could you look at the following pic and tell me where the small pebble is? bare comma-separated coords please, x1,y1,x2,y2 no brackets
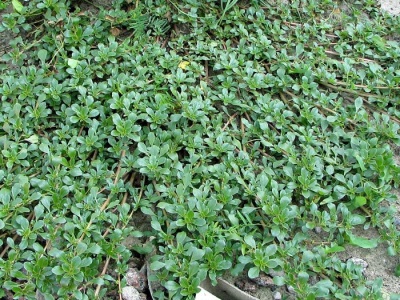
287,285,296,294
394,217,400,227
347,257,368,274
235,278,258,293
250,273,275,288
314,226,322,234
126,268,148,292
268,269,285,277
310,275,318,285
139,293,147,300
273,291,282,300
122,286,141,300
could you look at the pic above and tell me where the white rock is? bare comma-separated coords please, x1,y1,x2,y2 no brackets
273,291,282,300
122,286,141,300
287,285,296,294
380,0,400,16
268,269,285,277
347,257,368,274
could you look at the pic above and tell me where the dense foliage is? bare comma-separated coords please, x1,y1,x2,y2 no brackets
0,0,400,299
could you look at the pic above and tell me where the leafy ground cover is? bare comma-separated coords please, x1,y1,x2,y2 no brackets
0,0,400,299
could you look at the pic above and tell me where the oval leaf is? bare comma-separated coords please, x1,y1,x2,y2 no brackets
67,58,79,68
348,233,378,249
248,266,260,279
12,0,23,13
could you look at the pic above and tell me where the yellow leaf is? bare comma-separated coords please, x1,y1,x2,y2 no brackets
178,61,190,70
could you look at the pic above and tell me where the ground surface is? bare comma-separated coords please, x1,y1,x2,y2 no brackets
380,0,400,16
343,2,400,298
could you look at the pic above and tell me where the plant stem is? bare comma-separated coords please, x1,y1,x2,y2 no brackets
94,256,111,297
319,82,385,99
78,150,126,243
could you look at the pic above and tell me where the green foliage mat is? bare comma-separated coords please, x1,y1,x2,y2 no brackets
1,0,400,299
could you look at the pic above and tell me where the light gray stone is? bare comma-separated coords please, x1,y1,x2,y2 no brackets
122,286,141,300
287,285,296,294
273,291,282,300
347,257,368,274
380,0,400,16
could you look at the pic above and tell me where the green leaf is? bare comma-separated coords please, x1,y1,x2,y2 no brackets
395,264,400,277
324,245,345,254
3,281,19,290
347,233,378,249
137,142,147,153
390,294,400,300
349,214,366,226
76,242,87,255
353,196,367,209
354,97,363,111
354,154,366,171
266,258,280,268
326,116,337,123
12,0,23,13
48,248,64,258
273,276,285,286
165,280,180,291
71,256,82,268
238,255,252,264
242,206,257,214
176,231,186,244
39,143,50,154
248,266,260,279
151,220,162,232
264,244,277,256
81,257,92,268
16,216,29,229
67,58,79,68
25,135,39,144
52,266,64,275
141,207,155,216
244,235,256,248
87,244,102,255
38,49,48,64
296,43,304,56
150,261,165,271
218,259,232,270
298,271,309,282
388,246,396,256
132,244,153,254
326,165,334,175
191,248,205,261
369,63,380,73
130,230,144,238
227,213,239,226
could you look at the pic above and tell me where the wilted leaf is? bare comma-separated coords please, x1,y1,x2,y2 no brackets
110,27,121,37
